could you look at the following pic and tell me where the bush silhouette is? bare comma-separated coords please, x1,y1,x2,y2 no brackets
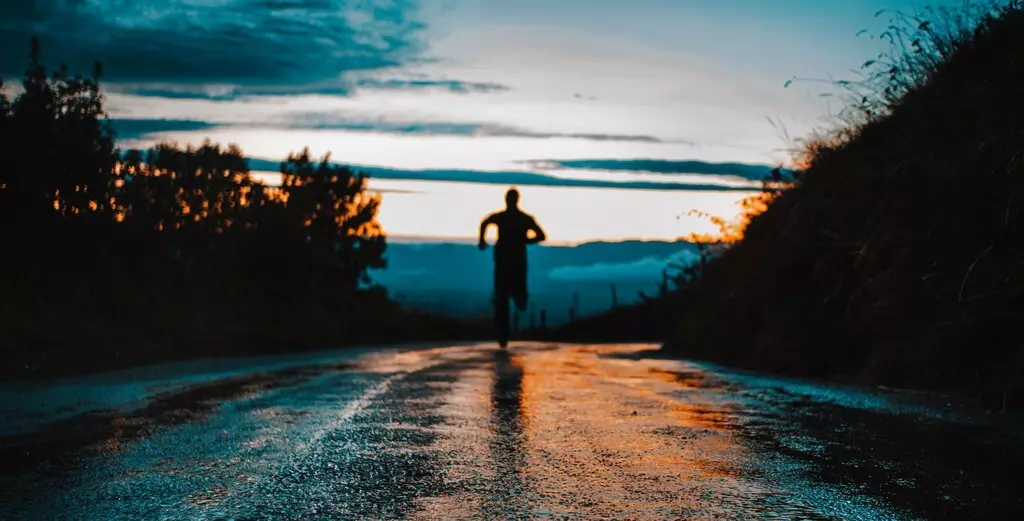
0,39,478,377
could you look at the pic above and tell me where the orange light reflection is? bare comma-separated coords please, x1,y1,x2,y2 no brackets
512,344,751,516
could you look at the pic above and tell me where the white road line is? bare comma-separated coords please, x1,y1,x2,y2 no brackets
307,373,402,446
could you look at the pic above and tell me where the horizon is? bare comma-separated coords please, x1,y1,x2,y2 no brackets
1,0,958,242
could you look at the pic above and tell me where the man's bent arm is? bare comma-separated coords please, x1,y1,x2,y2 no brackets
479,214,495,247
527,218,547,244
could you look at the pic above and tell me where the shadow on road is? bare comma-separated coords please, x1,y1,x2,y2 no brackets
485,349,529,518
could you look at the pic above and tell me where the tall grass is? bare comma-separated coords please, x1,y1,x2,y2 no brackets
664,0,1024,405
790,0,1022,166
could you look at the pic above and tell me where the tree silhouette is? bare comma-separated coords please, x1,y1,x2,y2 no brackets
1,38,116,224
0,39,419,376
281,148,387,292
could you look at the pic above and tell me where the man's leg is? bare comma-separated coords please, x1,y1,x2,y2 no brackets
511,286,527,313
511,261,528,312
494,267,511,348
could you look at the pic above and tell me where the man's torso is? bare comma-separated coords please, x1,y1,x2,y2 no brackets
490,209,535,262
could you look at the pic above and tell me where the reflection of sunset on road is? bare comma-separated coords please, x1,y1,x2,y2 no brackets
5,342,988,521
495,344,758,519
408,344,860,520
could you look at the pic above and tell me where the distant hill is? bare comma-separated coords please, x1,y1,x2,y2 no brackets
374,240,698,324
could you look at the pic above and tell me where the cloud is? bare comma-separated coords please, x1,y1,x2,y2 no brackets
496,129,662,143
110,78,511,100
109,84,354,101
547,250,699,282
0,2,511,101
113,87,248,102
110,118,217,140
371,187,423,195
275,114,665,142
0,0,424,85
526,159,790,181
111,115,666,144
354,78,510,94
242,157,759,192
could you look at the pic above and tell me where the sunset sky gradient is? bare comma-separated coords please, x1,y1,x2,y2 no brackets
0,0,956,242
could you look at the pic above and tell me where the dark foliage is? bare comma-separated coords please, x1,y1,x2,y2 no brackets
0,40,478,378
664,2,1024,406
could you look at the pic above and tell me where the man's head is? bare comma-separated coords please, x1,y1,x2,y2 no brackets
505,187,520,209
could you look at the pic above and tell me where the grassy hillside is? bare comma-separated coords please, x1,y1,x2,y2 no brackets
662,1,1024,406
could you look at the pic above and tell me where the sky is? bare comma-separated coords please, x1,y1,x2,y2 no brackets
0,0,957,243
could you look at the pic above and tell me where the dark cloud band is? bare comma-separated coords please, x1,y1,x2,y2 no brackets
109,118,666,144
280,117,665,143
524,159,790,180
354,78,510,94
110,119,218,140
243,158,759,192
109,78,512,101
0,0,423,85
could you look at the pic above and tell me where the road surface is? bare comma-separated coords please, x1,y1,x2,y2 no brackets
1,343,1020,520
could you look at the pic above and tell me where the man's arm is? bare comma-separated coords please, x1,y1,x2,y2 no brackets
478,213,496,250
527,216,547,244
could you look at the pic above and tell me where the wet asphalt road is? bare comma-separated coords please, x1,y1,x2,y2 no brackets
0,343,1021,520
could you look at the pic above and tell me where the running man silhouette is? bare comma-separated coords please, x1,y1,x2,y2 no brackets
479,188,547,348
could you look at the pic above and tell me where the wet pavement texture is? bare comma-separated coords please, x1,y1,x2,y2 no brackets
1,343,1021,520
